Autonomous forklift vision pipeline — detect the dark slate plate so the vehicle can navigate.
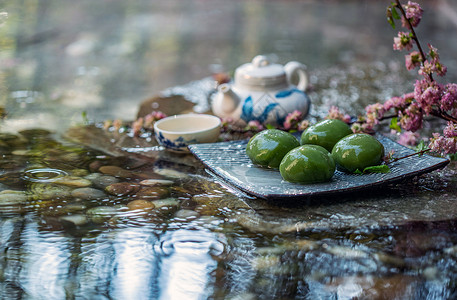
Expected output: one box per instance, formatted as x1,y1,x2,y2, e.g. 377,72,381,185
188,134,450,200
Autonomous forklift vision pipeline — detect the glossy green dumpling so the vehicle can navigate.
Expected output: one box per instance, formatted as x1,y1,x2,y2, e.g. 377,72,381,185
246,129,300,169
279,145,335,184
300,119,352,152
331,133,385,173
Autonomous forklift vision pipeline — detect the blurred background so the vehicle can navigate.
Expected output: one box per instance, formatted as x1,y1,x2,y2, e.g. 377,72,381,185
1,0,456,133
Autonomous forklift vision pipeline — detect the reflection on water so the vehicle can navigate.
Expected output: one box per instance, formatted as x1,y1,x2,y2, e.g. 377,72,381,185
110,228,158,299
19,221,71,299
157,229,225,300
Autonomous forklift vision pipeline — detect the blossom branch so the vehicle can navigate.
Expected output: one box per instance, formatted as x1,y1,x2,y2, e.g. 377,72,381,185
386,147,431,165
430,109,457,123
394,0,428,72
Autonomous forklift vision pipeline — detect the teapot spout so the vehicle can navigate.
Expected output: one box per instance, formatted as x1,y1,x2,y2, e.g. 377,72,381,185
217,83,240,114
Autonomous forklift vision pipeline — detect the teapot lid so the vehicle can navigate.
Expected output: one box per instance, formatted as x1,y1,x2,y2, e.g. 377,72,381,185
234,55,287,88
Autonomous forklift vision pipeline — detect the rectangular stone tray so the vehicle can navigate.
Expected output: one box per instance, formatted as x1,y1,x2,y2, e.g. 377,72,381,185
188,134,450,200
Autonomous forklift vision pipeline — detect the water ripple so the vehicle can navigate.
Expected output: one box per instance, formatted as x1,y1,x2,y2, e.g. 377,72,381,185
22,168,68,183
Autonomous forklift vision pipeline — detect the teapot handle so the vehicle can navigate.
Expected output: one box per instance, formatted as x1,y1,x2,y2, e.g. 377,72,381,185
284,61,308,92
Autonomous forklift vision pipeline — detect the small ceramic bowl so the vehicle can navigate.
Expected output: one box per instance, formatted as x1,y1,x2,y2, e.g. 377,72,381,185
154,114,221,152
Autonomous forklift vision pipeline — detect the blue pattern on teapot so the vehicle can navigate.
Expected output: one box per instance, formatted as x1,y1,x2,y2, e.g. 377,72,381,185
212,55,310,127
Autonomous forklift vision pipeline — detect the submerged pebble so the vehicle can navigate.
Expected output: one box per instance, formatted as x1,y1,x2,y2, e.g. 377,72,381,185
99,165,134,178
127,199,155,211
30,183,73,200
139,179,174,186
135,186,170,200
88,160,105,172
69,169,90,177
153,167,188,179
152,198,179,208
53,176,92,187
174,209,199,220
71,187,106,200
86,206,123,224
0,190,29,206
87,174,120,189
61,202,87,213
105,182,140,196
60,214,88,226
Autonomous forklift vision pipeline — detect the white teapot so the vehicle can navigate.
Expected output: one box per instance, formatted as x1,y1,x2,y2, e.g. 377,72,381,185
211,55,310,126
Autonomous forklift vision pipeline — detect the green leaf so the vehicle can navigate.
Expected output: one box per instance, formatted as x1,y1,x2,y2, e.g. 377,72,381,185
415,140,428,154
388,18,396,29
354,169,363,175
266,124,275,129
362,165,391,174
391,6,400,19
389,117,401,132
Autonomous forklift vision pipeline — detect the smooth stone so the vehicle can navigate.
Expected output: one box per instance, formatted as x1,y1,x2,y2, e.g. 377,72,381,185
60,214,88,226
84,173,101,181
139,179,174,186
53,176,92,187
30,184,72,200
127,200,155,211
71,187,106,200
256,240,318,255
99,165,133,178
89,160,105,172
69,169,90,177
105,182,140,196
152,198,179,208
89,174,121,189
58,152,82,163
61,202,88,213
174,209,199,220
86,206,121,224
135,186,169,200
153,168,188,179
0,190,29,206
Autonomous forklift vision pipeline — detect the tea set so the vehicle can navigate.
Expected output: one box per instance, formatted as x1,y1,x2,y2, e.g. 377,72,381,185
155,55,310,151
